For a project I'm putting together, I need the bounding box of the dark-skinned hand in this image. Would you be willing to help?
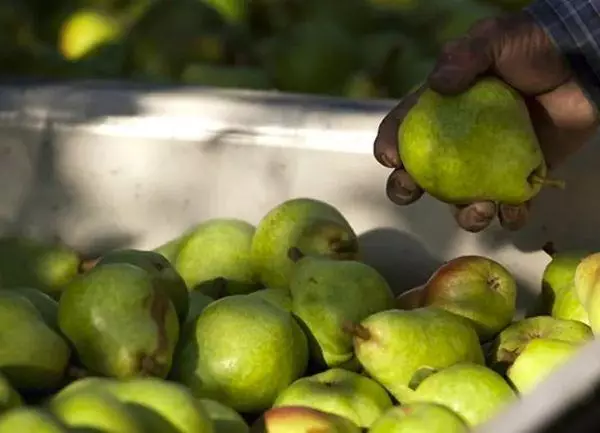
[374,11,599,233]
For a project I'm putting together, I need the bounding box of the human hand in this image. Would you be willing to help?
[374,11,599,232]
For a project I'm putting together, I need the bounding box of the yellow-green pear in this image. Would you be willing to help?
[368,403,468,433]
[50,389,144,433]
[0,287,59,331]
[347,308,484,402]
[251,198,359,291]
[289,253,394,368]
[273,368,393,428]
[406,363,516,427]
[398,78,564,205]
[175,219,259,296]
[247,288,292,312]
[58,263,180,379]
[573,252,600,305]
[0,408,68,433]
[507,338,582,394]
[170,295,308,413]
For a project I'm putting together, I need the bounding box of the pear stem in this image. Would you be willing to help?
[342,321,371,341]
[529,174,566,190]
[542,241,557,258]
[287,247,305,263]
[79,257,100,273]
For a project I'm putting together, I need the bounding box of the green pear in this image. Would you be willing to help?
[251,198,359,291]
[273,368,393,428]
[420,255,517,340]
[573,252,600,305]
[407,363,516,427]
[398,77,564,205]
[52,377,214,433]
[347,307,484,402]
[368,403,468,433]
[108,378,215,433]
[488,315,592,373]
[154,232,194,264]
[0,236,80,298]
[258,406,361,433]
[50,389,145,433]
[0,287,59,331]
[95,249,190,322]
[0,292,70,392]
[170,295,308,413]
[58,263,180,378]
[0,408,68,432]
[538,247,590,325]
[186,292,215,323]
[174,219,259,296]
[0,372,22,412]
[507,338,581,394]
[289,254,394,368]
[247,288,292,312]
[199,399,249,433]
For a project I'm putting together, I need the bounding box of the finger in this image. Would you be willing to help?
[498,201,531,231]
[374,86,426,168]
[428,18,497,95]
[386,168,424,206]
[449,201,497,233]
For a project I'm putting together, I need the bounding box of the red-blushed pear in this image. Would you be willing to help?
[255,406,360,433]
[395,285,425,310]
[419,255,517,341]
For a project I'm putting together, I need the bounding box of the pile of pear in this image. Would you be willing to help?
[0,197,596,432]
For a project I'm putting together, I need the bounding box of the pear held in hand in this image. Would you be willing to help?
[251,198,359,291]
[420,255,517,341]
[398,77,565,205]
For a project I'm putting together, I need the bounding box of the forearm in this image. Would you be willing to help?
[526,0,600,109]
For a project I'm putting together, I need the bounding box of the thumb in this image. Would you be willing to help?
[427,18,499,95]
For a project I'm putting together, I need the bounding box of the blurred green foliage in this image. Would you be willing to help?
[2,0,529,99]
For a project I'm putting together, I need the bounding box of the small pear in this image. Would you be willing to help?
[0,372,22,412]
[420,255,517,340]
[199,399,249,433]
[94,249,190,322]
[368,403,468,433]
[407,363,516,427]
[174,219,259,296]
[0,236,80,298]
[273,368,393,428]
[259,406,360,433]
[50,389,145,433]
[0,292,70,392]
[539,246,590,325]
[289,253,394,368]
[507,338,581,394]
[247,288,292,312]
[347,308,484,402]
[251,198,359,291]
[170,295,308,413]
[58,263,180,379]
[488,315,592,374]
[0,408,68,433]
[398,78,564,205]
